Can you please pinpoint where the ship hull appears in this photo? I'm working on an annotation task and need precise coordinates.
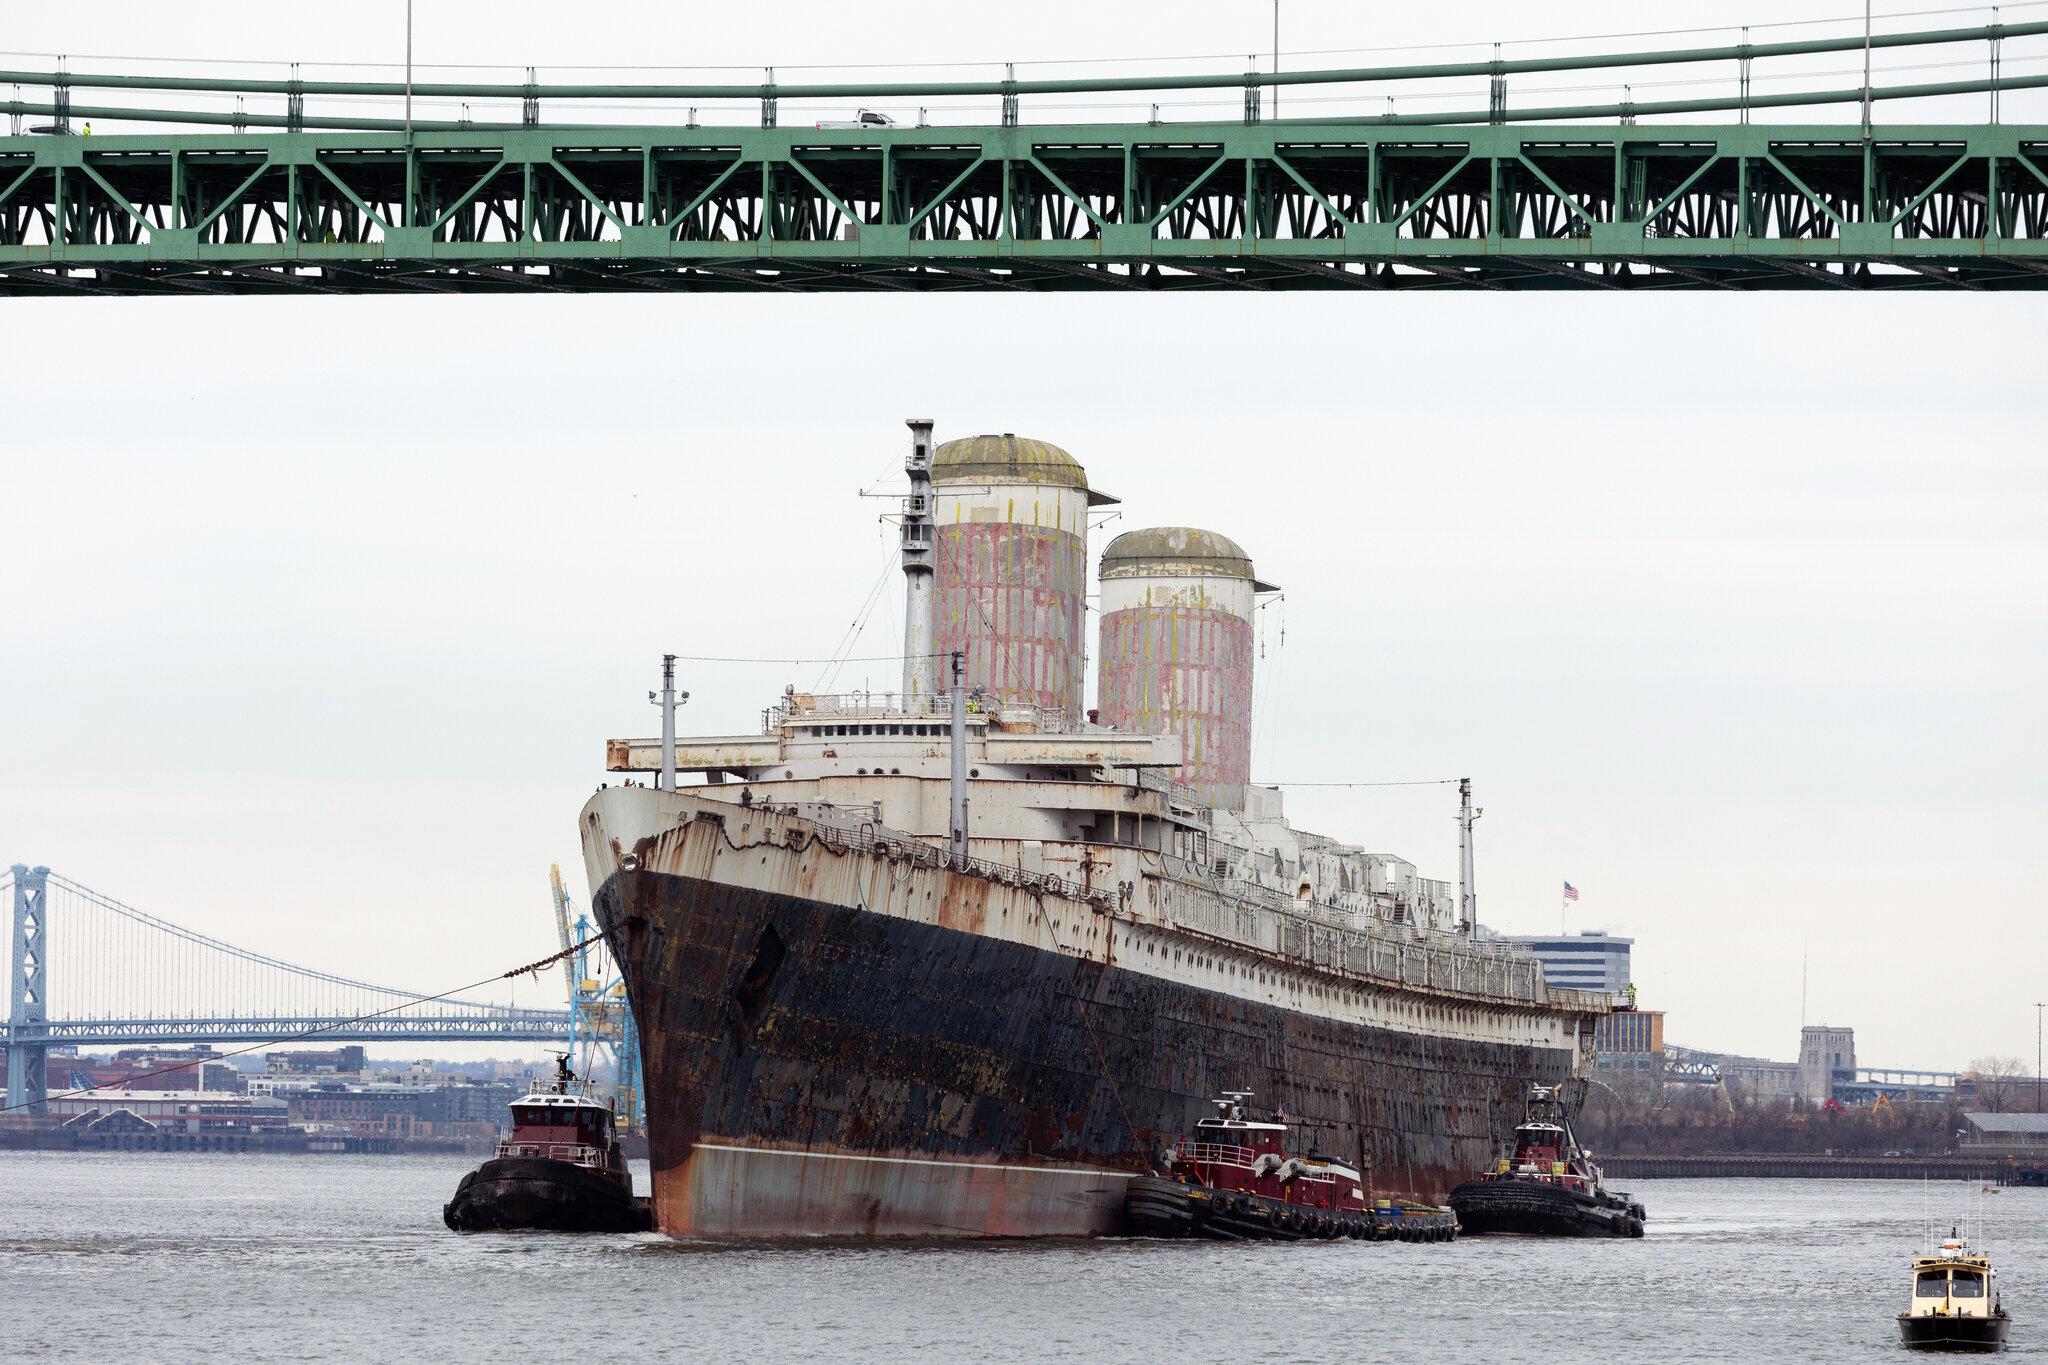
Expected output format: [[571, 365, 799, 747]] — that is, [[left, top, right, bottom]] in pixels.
[[1448, 1177, 1645, 1238], [441, 1156, 654, 1234], [1897, 1313, 2009, 1352], [593, 859, 1580, 1239]]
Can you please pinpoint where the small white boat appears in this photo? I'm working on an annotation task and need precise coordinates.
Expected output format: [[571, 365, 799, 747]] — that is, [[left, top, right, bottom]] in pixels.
[[1898, 1229, 2011, 1352]]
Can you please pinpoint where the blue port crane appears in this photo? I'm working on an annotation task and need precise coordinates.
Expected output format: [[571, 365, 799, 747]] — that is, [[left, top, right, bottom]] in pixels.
[[549, 865, 644, 1129]]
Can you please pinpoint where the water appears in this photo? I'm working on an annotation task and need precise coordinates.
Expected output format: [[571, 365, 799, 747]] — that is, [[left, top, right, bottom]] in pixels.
[[0, 1152, 2038, 1362]]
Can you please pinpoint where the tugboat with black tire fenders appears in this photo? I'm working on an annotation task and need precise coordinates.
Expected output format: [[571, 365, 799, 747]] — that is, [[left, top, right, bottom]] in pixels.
[[1448, 1083, 1645, 1237], [443, 1057, 653, 1233], [1125, 1092, 1459, 1243]]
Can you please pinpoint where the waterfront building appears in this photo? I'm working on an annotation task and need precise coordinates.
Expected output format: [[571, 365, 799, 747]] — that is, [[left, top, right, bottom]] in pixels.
[[111, 1045, 245, 1093], [1594, 1009, 1664, 1059], [1719, 1056, 1804, 1104], [287, 1081, 527, 1139], [1502, 930, 1633, 998], [5, 1048, 154, 1095], [1799, 1024, 1856, 1104], [1959, 1112, 2048, 1159], [44, 1090, 287, 1133], [264, 1046, 365, 1076]]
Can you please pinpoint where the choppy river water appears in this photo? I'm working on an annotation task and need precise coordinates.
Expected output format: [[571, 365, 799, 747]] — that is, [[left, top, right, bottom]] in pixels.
[[0, 1153, 2038, 1362]]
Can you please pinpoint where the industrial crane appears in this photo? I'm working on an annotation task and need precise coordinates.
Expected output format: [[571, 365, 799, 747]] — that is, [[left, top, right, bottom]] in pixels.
[[548, 864, 644, 1129]]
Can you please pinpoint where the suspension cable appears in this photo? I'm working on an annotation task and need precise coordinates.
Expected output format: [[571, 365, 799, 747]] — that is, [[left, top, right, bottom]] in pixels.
[[46, 873, 519, 1009], [3, 18, 2045, 107], [2, 2, 2045, 76]]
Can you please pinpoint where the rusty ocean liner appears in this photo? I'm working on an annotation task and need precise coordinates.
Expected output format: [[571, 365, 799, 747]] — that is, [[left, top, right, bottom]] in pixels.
[[580, 421, 1609, 1238]]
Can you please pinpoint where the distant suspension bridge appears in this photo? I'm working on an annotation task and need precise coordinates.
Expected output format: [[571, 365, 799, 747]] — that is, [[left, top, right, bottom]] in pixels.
[[3, 863, 573, 1115]]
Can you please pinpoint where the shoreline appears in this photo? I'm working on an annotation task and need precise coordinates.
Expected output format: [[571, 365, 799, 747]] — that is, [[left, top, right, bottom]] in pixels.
[[1600, 1152, 2044, 1182]]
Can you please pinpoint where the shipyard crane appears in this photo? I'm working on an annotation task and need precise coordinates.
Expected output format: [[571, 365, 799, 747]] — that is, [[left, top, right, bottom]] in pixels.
[[548, 864, 645, 1130]]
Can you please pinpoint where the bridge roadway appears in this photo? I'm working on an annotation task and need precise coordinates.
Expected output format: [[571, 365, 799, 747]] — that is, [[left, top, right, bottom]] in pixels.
[[14, 1010, 571, 1048], [3, 120, 2046, 292]]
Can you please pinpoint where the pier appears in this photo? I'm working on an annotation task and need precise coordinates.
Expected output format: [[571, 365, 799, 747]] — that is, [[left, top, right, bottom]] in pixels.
[[1599, 1153, 2032, 1181]]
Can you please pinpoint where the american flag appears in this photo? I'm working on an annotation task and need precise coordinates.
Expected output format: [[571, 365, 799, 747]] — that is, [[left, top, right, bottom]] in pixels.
[[1563, 881, 1580, 902]]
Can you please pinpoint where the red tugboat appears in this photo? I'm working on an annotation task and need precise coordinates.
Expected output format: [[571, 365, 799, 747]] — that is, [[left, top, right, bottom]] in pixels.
[[1125, 1093, 1458, 1242], [1448, 1084, 1645, 1238], [443, 1057, 653, 1233]]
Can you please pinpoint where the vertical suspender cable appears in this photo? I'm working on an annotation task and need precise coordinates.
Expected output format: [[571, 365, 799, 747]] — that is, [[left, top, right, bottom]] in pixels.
[[1990, 7, 2003, 124], [1862, 0, 1875, 136]]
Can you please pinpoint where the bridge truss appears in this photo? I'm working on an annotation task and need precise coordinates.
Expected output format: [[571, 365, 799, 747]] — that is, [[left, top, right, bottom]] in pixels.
[[2, 121, 2044, 293], [3, 18, 2046, 292]]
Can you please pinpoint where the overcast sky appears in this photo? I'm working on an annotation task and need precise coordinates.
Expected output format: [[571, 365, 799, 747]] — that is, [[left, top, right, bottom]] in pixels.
[[3, 2, 2044, 1072]]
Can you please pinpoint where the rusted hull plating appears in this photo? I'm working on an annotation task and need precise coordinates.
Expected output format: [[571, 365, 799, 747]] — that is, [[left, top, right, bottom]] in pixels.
[[594, 866, 1577, 1239]]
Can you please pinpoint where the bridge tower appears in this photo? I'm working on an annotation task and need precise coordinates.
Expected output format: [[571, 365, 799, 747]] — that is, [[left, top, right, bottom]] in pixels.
[[7, 864, 50, 1115], [1800, 1024, 1857, 1104]]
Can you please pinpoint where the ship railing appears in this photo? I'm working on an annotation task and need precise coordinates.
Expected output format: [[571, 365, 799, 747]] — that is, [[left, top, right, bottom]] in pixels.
[[774, 692, 1075, 733], [1165, 877, 1551, 1005], [1178, 1141, 1257, 1170], [1134, 768, 1202, 807], [774, 690, 921, 720], [495, 1140, 603, 1164], [797, 817, 1120, 911]]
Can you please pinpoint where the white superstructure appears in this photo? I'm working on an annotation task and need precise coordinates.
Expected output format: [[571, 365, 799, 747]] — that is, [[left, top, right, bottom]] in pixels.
[[601, 417, 1600, 1057]]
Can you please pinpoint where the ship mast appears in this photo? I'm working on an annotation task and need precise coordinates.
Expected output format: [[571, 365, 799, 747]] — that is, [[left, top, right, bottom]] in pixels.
[[1457, 777, 1481, 933], [949, 650, 969, 869], [649, 654, 686, 792], [901, 419, 937, 708]]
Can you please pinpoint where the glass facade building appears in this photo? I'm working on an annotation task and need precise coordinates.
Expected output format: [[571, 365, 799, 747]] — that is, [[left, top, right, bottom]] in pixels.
[[1502, 931, 1633, 997]]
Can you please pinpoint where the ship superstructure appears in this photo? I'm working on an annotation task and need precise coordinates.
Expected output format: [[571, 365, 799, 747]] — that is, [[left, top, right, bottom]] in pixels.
[[580, 420, 1609, 1238]]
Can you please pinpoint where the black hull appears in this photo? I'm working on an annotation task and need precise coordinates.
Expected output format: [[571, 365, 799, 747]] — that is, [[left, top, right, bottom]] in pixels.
[[1125, 1175, 1457, 1243], [1448, 1178, 1645, 1238], [596, 862, 1583, 1237], [1898, 1313, 2010, 1352], [442, 1156, 653, 1234]]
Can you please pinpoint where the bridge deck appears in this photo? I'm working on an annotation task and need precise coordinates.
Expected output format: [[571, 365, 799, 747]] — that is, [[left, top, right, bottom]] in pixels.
[[14, 1013, 571, 1047], [3, 122, 2045, 292]]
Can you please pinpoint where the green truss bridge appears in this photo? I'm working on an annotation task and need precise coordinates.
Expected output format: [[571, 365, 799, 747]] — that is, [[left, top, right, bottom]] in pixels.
[[4, 20, 2048, 292]]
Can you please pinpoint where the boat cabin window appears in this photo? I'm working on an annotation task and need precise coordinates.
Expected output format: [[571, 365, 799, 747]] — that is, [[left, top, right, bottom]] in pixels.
[[1915, 1271, 1949, 1297], [1949, 1270, 1985, 1298]]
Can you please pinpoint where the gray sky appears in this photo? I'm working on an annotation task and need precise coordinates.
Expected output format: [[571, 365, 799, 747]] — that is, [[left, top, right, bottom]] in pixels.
[[3, 2, 2044, 1072]]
